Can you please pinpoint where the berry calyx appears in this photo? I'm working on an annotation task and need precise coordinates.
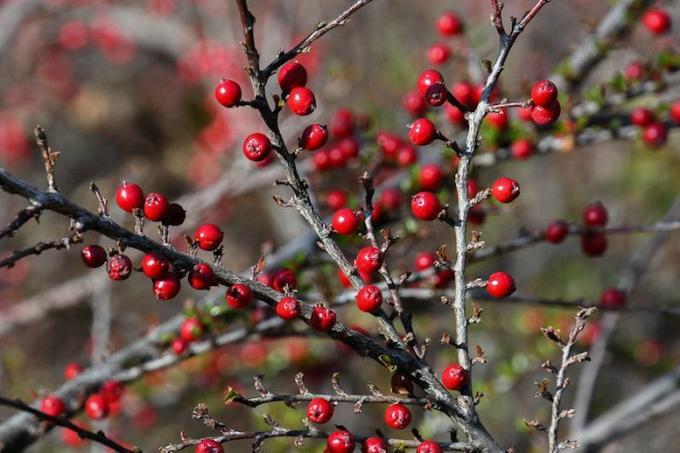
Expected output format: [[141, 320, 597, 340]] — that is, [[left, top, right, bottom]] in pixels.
[[332, 208, 359, 235], [642, 8, 671, 34], [194, 223, 224, 251], [408, 118, 438, 145], [188, 263, 215, 290], [583, 202, 608, 226], [437, 11, 464, 36], [107, 254, 132, 281], [277, 61, 307, 92], [81, 245, 107, 268], [276, 296, 300, 320], [226, 283, 253, 309], [141, 253, 169, 279], [356, 285, 383, 312], [143, 192, 169, 222], [115, 181, 144, 213], [363, 437, 388, 453], [327, 430, 355, 453], [417, 69, 445, 97], [242, 133, 272, 162], [600, 288, 626, 309], [40, 395, 66, 417], [272, 267, 297, 292], [384, 403, 411, 430], [84, 393, 109, 420], [287, 86, 316, 116], [214, 79, 241, 108], [486, 271, 516, 298], [306, 397, 334, 424], [441, 364, 468, 390], [300, 123, 328, 150], [195, 438, 224, 453], [417, 440, 444, 453], [153, 272, 181, 300], [411, 191, 442, 221], [355, 246, 383, 273], [490, 177, 520, 203], [531, 80, 558, 107], [310, 305, 337, 331], [179, 317, 204, 342], [418, 164, 444, 191], [545, 220, 569, 244], [531, 100, 561, 126]]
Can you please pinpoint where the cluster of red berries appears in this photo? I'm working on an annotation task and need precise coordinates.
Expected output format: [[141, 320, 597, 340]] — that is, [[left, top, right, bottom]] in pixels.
[[581, 201, 609, 257], [425, 11, 464, 65], [629, 101, 680, 148], [311, 108, 365, 171], [528, 79, 561, 126], [39, 379, 124, 423]]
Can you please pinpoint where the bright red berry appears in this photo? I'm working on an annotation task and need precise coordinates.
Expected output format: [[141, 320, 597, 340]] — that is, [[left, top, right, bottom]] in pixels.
[[143, 192, 169, 221], [486, 271, 516, 298], [642, 8, 671, 34], [437, 11, 464, 36], [517, 106, 534, 122], [418, 164, 444, 191], [511, 139, 534, 159], [545, 220, 569, 244], [362, 437, 388, 453], [64, 362, 82, 380], [306, 397, 334, 423], [327, 430, 355, 453], [195, 438, 224, 453], [581, 232, 607, 257], [452, 81, 477, 108], [332, 208, 359, 235], [441, 364, 468, 390], [402, 90, 428, 117], [491, 177, 520, 203], [427, 42, 451, 65], [444, 103, 465, 125], [188, 263, 215, 290], [115, 181, 144, 213], [624, 61, 646, 81], [278, 61, 307, 92], [356, 246, 383, 273], [171, 337, 188, 354], [583, 202, 608, 226], [669, 100, 680, 123], [153, 272, 181, 300], [425, 83, 448, 107], [397, 144, 418, 166], [408, 118, 437, 145], [81, 245, 107, 268], [272, 267, 297, 292], [179, 317, 204, 342], [330, 108, 356, 138], [417, 440, 444, 453], [338, 137, 360, 160], [107, 254, 132, 281], [100, 380, 124, 404], [531, 101, 561, 126], [40, 395, 65, 417], [411, 191, 442, 221], [630, 107, 655, 127], [242, 133, 272, 162], [310, 305, 337, 331], [414, 251, 437, 271], [356, 285, 383, 312], [531, 80, 558, 107], [163, 203, 186, 226], [378, 188, 402, 213], [84, 393, 109, 420], [313, 149, 331, 170], [287, 86, 316, 116], [214, 79, 241, 107], [194, 223, 224, 251], [384, 403, 411, 430], [486, 109, 509, 130], [467, 179, 479, 198], [417, 69, 445, 97], [600, 288, 626, 309], [226, 283, 253, 309], [300, 123, 328, 150], [325, 189, 348, 211], [141, 253, 169, 279], [641, 122, 668, 148], [276, 296, 300, 320]]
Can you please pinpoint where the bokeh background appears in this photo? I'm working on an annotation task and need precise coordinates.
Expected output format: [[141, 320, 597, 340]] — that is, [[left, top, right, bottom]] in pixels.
[[0, 0, 679, 451]]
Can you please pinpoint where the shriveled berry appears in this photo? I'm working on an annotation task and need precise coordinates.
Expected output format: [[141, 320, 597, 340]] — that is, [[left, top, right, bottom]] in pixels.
[[214, 79, 241, 107], [441, 364, 468, 390], [491, 177, 520, 203], [531, 80, 558, 107], [226, 283, 253, 309], [300, 123, 328, 150], [84, 393, 109, 420], [276, 296, 300, 320], [408, 118, 438, 145], [417, 69, 445, 97], [545, 220, 569, 244], [278, 61, 307, 92], [411, 191, 442, 221], [194, 223, 224, 251], [327, 430, 355, 453], [40, 395, 65, 417], [107, 254, 132, 281], [273, 267, 297, 292], [356, 285, 383, 312], [153, 272, 181, 300], [115, 181, 144, 213], [242, 133, 272, 162], [355, 246, 383, 273], [486, 271, 516, 298], [188, 263, 215, 290], [141, 253, 169, 279], [332, 208, 359, 235], [163, 203, 186, 226], [425, 83, 448, 107], [384, 403, 411, 430], [143, 192, 169, 221], [81, 245, 107, 268], [287, 86, 316, 116], [306, 397, 334, 424], [310, 305, 336, 331]]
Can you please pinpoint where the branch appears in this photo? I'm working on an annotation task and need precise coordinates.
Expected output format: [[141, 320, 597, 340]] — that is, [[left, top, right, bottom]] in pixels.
[[0, 233, 81, 269]]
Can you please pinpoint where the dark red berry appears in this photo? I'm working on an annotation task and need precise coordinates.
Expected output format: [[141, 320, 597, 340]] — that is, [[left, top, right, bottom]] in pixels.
[[511, 139, 534, 159], [107, 254, 132, 281], [486, 271, 516, 298], [332, 208, 359, 235], [143, 192, 169, 222], [531, 100, 561, 126], [417, 440, 444, 453], [583, 202, 608, 226], [441, 364, 468, 390], [363, 437, 388, 453], [491, 177, 520, 203], [641, 122, 668, 148], [195, 438, 224, 453], [427, 42, 451, 65], [287, 86, 316, 116], [327, 430, 355, 453], [306, 397, 334, 424], [188, 263, 215, 290], [278, 61, 308, 92], [642, 8, 671, 34], [84, 393, 109, 420], [411, 191, 442, 221], [408, 118, 437, 146], [300, 123, 328, 150], [581, 232, 607, 257], [40, 395, 65, 417], [531, 80, 558, 107], [356, 285, 383, 312], [153, 272, 181, 300], [179, 317, 204, 342], [214, 79, 241, 107], [163, 203, 186, 226], [242, 133, 272, 162], [391, 370, 414, 396], [115, 182, 144, 213], [330, 108, 356, 138], [141, 253, 169, 279], [310, 305, 336, 331], [425, 83, 448, 107], [545, 220, 569, 244], [600, 288, 626, 309], [384, 403, 411, 430], [356, 246, 383, 273], [81, 245, 107, 268], [417, 69, 445, 97], [630, 107, 655, 127], [194, 223, 224, 251], [273, 267, 297, 292], [276, 296, 300, 320], [437, 11, 464, 36], [226, 283, 253, 309], [402, 90, 428, 117]]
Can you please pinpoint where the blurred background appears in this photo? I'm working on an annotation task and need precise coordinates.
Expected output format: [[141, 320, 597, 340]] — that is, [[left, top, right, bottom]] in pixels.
[[0, 0, 679, 451]]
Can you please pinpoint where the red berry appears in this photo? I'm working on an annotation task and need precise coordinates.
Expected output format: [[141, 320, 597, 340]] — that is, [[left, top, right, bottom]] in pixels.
[[486, 109, 509, 130], [100, 379, 124, 404], [641, 122, 668, 148], [61, 422, 87, 447], [378, 188, 402, 213], [511, 139, 534, 159], [418, 164, 444, 191], [427, 42, 451, 65], [384, 403, 411, 430], [171, 337, 188, 354], [630, 107, 655, 127], [40, 395, 65, 417], [437, 11, 464, 36], [417, 69, 445, 97], [531, 80, 558, 107], [624, 61, 646, 81], [469, 206, 486, 225], [517, 106, 533, 122], [338, 137, 360, 160], [669, 100, 680, 123], [491, 177, 520, 203], [84, 393, 109, 420], [278, 61, 307, 92], [486, 271, 516, 298], [332, 208, 359, 235], [444, 103, 465, 125], [600, 288, 626, 309], [107, 254, 132, 281], [188, 263, 215, 290], [325, 189, 348, 211], [81, 245, 107, 268], [411, 191, 442, 221], [242, 133, 272, 162], [194, 223, 224, 251], [425, 83, 448, 107], [327, 146, 347, 168], [153, 272, 181, 300], [402, 90, 428, 117], [256, 271, 275, 289], [452, 82, 477, 108], [287, 86, 316, 116], [64, 362, 82, 380], [179, 317, 204, 342], [330, 108, 356, 138], [195, 438, 224, 453], [276, 296, 300, 320], [310, 305, 337, 331], [163, 202, 186, 226], [414, 251, 437, 271], [300, 123, 328, 150], [363, 437, 388, 453], [581, 232, 607, 257], [356, 246, 383, 273], [531, 100, 561, 126], [226, 283, 253, 309], [377, 132, 402, 157], [356, 285, 383, 312], [313, 149, 331, 170], [396, 144, 417, 166], [115, 181, 144, 213], [327, 430, 355, 453], [545, 220, 569, 244], [273, 267, 297, 292], [583, 202, 608, 226], [642, 8, 671, 34], [143, 192, 169, 221], [408, 118, 437, 145], [417, 440, 444, 453], [306, 397, 334, 423], [214, 79, 241, 107], [141, 253, 169, 279], [441, 364, 468, 390]]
